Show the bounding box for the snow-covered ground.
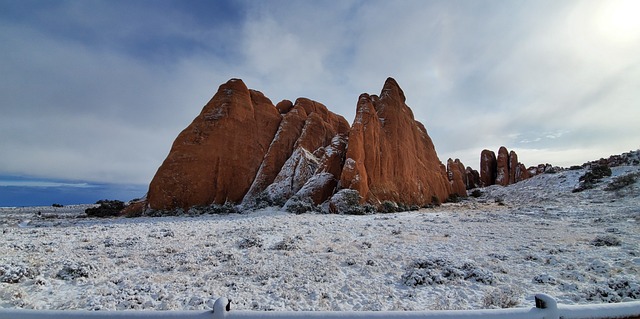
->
[1,166,639,311]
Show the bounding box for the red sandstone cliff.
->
[339,78,451,206]
[144,77,453,212]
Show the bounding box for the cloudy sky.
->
[1,0,639,205]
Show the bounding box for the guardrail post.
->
[535,293,559,319]
[212,297,230,319]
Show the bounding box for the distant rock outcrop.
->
[480,150,497,187]
[339,78,451,206]
[141,77,453,213]
[479,147,532,187]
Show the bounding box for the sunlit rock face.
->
[145,77,453,212]
[339,78,452,206]
[147,79,282,210]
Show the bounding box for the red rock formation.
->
[147,79,282,210]
[339,78,452,206]
[275,99,293,114]
[243,98,350,206]
[479,147,533,187]
[515,163,530,182]
[508,150,518,184]
[465,167,481,189]
[480,149,496,187]
[495,146,510,186]
[143,77,453,213]
[447,158,468,197]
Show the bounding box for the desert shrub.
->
[208,202,239,215]
[272,236,301,251]
[329,189,373,215]
[470,189,483,198]
[482,287,521,309]
[591,235,621,247]
[573,164,612,192]
[85,200,125,217]
[446,194,462,203]
[402,257,495,287]
[431,195,441,206]
[253,191,284,209]
[379,201,398,213]
[532,273,557,285]
[238,236,263,249]
[284,196,316,214]
[51,203,63,208]
[56,261,94,280]
[569,165,583,170]
[605,173,638,191]
[0,263,38,283]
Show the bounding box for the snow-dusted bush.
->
[608,276,640,300]
[582,277,640,303]
[605,173,638,191]
[283,196,316,214]
[207,202,239,215]
[379,201,398,213]
[238,236,263,249]
[591,235,621,246]
[328,189,373,215]
[56,261,94,280]
[482,286,521,309]
[272,236,301,251]
[402,257,495,287]
[0,263,38,283]
[573,163,612,192]
[532,273,557,285]
[446,194,462,203]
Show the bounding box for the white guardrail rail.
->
[1,294,639,319]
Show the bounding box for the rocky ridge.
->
[143,78,454,214]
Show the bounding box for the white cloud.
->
[1,0,639,187]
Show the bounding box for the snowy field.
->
[1,166,639,311]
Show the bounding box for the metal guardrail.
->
[1,294,639,319]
